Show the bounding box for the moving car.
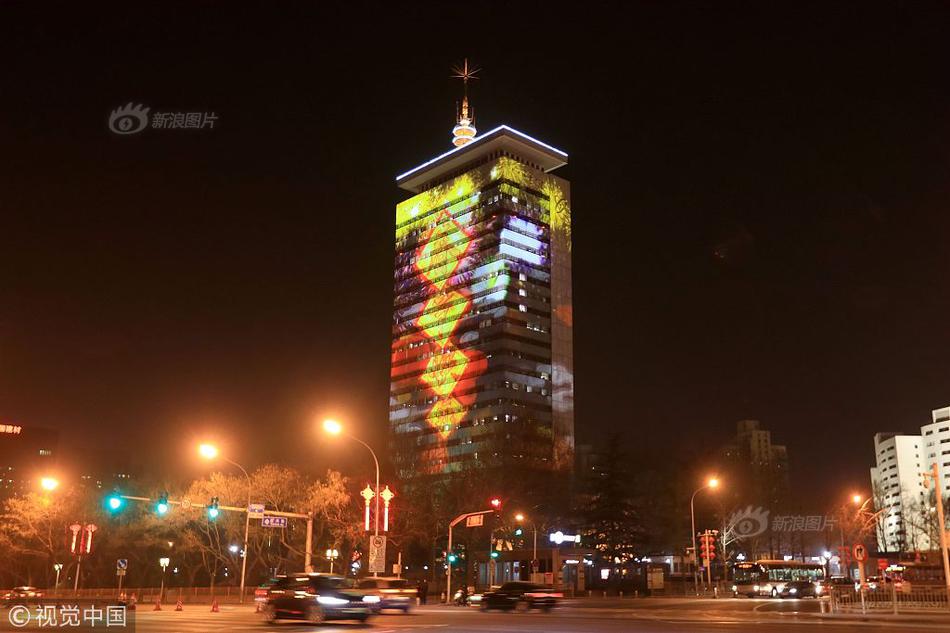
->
[356,577,416,612]
[2,587,44,604]
[778,580,820,598]
[261,573,377,624]
[481,582,562,611]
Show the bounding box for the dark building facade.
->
[389,126,574,481]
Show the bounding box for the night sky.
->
[3,2,950,493]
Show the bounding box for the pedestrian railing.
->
[830,584,949,613]
[50,586,250,604]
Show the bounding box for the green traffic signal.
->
[105,494,124,512]
[514,528,523,536]
[207,496,220,520]
[447,554,458,564]
[156,492,169,516]
[490,551,499,559]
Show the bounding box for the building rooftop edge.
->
[396,125,568,193]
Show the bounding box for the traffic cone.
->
[210,598,219,613]
[153,599,162,611]
[175,599,183,611]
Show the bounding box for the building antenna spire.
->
[451,58,479,147]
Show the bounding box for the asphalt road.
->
[87,600,950,633]
[4,599,949,632]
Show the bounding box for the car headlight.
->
[362,595,380,604]
[732,585,737,592]
[753,585,759,591]
[789,588,797,594]
[317,596,349,606]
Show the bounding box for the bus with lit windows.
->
[732,560,826,598]
[883,562,946,587]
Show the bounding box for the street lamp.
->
[321,419,381,575]
[326,548,339,574]
[515,513,540,578]
[198,443,252,603]
[40,477,60,492]
[691,477,720,595]
[159,557,170,602]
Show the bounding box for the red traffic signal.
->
[490,498,502,509]
[699,535,717,560]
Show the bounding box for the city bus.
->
[732,560,826,598]
[883,562,946,587]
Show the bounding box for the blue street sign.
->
[261,516,288,528]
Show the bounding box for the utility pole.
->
[922,464,950,610]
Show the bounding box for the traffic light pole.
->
[115,495,314,574]
[446,509,495,604]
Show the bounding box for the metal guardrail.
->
[830,585,949,613]
[40,587,250,604]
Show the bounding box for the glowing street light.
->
[852,494,863,505]
[40,477,60,492]
[197,442,251,603]
[322,419,382,569]
[690,476,721,594]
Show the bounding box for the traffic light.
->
[514,528,523,536]
[490,551,499,559]
[490,498,501,509]
[447,553,458,564]
[156,492,169,516]
[105,493,124,513]
[700,534,717,561]
[207,496,220,520]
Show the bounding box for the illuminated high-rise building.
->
[390,77,574,482]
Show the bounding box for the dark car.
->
[778,580,819,599]
[356,577,416,612]
[2,587,44,604]
[481,582,562,611]
[261,573,376,624]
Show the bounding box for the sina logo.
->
[727,506,770,539]
[109,103,150,135]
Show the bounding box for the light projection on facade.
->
[391,139,574,479]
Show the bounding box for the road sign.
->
[877,559,889,571]
[368,535,387,573]
[466,515,484,528]
[852,543,867,562]
[248,503,265,519]
[261,516,288,528]
[116,559,128,571]
[116,569,126,577]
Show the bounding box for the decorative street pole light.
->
[159,557,170,602]
[323,419,382,576]
[690,477,720,595]
[198,443,253,603]
[53,563,63,596]
[326,548,339,574]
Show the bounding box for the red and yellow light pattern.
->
[413,210,485,437]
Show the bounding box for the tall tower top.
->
[451,58,479,147]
